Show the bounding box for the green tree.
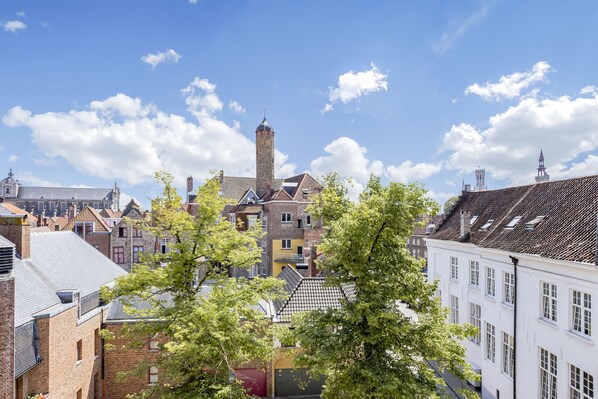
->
[102,171,283,399]
[443,195,459,215]
[293,175,476,399]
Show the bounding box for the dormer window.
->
[470,216,479,225]
[479,219,494,232]
[525,216,545,230]
[505,216,523,229]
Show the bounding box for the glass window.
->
[133,246,144,263]
[572,290,592,337]
[542,282,557,322]
[113,246,125,264]
[485,322,495,363]
[540,348,557,399]
[470,261,480,286]
[149,366,159,384]
[503,272,515,305]
[450,257,458,280]
[570,364,594,399]
[282,239,291,250]
[505,216,523,229]
[502,332,514,378]
[450,295,459,324]
[281,213,292,223]
[469,303,481,344]
[486,267,496,297]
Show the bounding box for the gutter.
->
[509,255,519,399]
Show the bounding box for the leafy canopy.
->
[102,171,283,399]
[293,174,477,399]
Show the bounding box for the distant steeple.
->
[475,167,486,191]
[535,149,550,183]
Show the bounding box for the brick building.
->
[0,215,125,398]
[63,206,113,258]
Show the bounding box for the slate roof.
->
[14,231,126,326]
[14,321,40,377]
[218,176,282,202]
[431,175,598,264]
[17,186,115,201]
[273,266,352,323]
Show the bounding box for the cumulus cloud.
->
[2,20,27,32]
[140,49,182,68]
[322,63,388,113]
[3,76,296,186]
[228,100,246,114]
[465,61,552,101]
[443,92,598,184]
[310,137,441,198]
[8,155,18,162]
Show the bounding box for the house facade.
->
[63,206,113,258]
[427,175,598,399]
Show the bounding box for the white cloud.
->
[310,137,441,199]
[322,63,388,113]
[140,49,182,68]
[33,157,58,166]
[8,155,18,162]
[228,100,246,114]
[465,61,552,101]
[430,3,493,55]
[443,92,598,185]
[2,20,27,32]
[16,171,60,187]
[3,76,296,187]
[189,0,198,3]
[16,11,26,18]
[426,189,454,204]
[386,161,442,183]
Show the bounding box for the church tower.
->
[255,117,275,198]
[535,149,550,183]
[0,169,19,199]
[475,167,486,191]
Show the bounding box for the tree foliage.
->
[294,174,476,399]
[442,195,459,215]
[102,171,283,399]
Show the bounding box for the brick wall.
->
[0,216,30,258]
[256,130,274,198]
[0,276,15,398]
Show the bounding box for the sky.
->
[2,1,598,208]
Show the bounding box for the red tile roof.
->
[431,175,598,264]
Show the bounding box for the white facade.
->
[428,238,598,399]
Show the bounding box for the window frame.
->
[541,282,557,323]
[450,256,458,280]
[469,260,480,287]
[569,364,594,399]
[149,366,159,384]
[572,290,592,337]
[503,272,515,305]
[113,246,125,264]
[281,212,292,223]
[485,322,495,363]
[281,239,292,250]
[133,245,144,263]
[540,347,557,399]
[501,331,514,378]
[469,303,481,344]
[450,295,459,324]
[486,267,496,297]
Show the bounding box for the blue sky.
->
[2,1,598,207]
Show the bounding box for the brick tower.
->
[255,117,275,198]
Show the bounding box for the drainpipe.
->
[509,255,519,399]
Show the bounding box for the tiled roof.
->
[13,231,126,327]
[63,206,112,232]
[0,203,37,224]
[17,186,115,201]
[99,208,124,218]
[274,266,352,322]
[431,175,598,264]
[219,176,283,202]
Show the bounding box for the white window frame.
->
[540,348,557,399]
[485,322,495,363]
[469,260,480,287]
[281,213,292,223]
[503,272,515,305]
[541,282,557,322]
[450,257,458,280]
[569,364,594,399]
[281,239,291,250]
[450,295,459,324]
[149,366,159,384]
[469,303,481,344]
[160,238,171,254]
[486,267,496,297]
[502,331,514,378]
[572,290,592,337]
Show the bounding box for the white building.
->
[427,175,598,399]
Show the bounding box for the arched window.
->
[5,187,9,195]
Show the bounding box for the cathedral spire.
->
[535,148,550,183]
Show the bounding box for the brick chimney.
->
[68,202,77,221]
[0,215,31,259]
[460,210,471,241]
[0,240,15,398]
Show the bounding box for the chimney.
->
[219,170,224,184]
[68,202,77,221]
[0,215,31,259]
[0,240,15,398]
[460,210,471,241]
[187,175,194,194]
[37,214,42,227]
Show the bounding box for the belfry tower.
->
[255,117,275,198]
[475,167,486,191]
[535,149,550,183]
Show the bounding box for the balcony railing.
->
[274,254,305,264]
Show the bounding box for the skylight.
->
[479,219,494,231]
[505,216,523,229]
[470,215,479,225]
[525,216,545,231]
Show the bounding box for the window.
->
[450,257,458,280]
[248,264,259,278]
[281,213,292,223]
[572,290,592,337]
[526,215,546,231]
[94,328,100,356]
[486,267,496,297]
[542,282,557,322]
[118,227,127,237]
[470,215,479,225]
[485,322,495,363]
[77,339,83,362]
[297,219,303,228]
[5,187,9,195]
[113,246,125,264]
[469,261,480,286]
[505,216,523,229]
[570,364,594,399]
[133,246,144,263]
[74,222,94,238]
[149,366,159,384]
[450,295,459,324]
[306,215,311,226]
[503,272,515,305]
[228,213,237,225]
[540,348,557,399]
[149,334,159,351]
[502,332,514,378]
[469,303,481,344]
[281,239,291,250]
[480,219,494,231]
[160,238,171,254]
[133,227,142,237]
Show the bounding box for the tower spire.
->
[535,148,550,183]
